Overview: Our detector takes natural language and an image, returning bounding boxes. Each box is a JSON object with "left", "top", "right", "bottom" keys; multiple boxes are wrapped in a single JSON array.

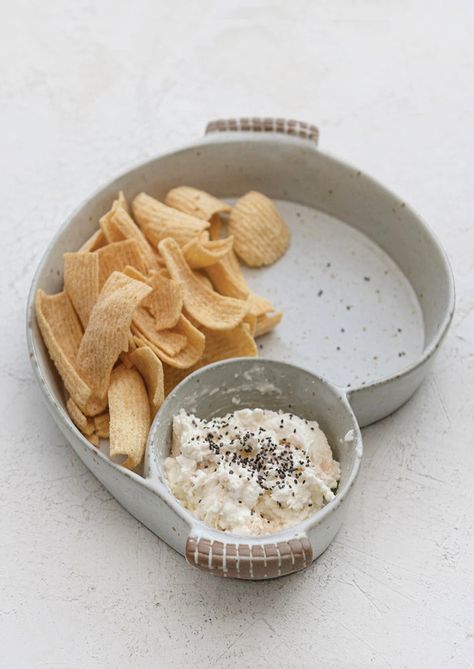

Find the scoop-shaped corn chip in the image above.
[
  {"left": 205, "top": 250, "right": 250, "bottom": 299},
  {"left": 164, "top": 323, "right": 257, "bottom": 394},
  {"left": 63, "top": 252, "right": 99, "bottom": 328},
  {"left": 132, "top": 193, "right": 209, "bottom": 246},
  {"left": 103, "top": 190, "right": 129, "bottom": 213},
  {"left": 108, "top": 365, "right": 150, "bottom": 470},
  {"left": 229, "top": 191, "right": 290, "bottom": 267},
  {"left": 165, "top": 186, "right": 231, "bottom": 220},
  {"left": 119, "top": 326, "right": 139, "bottom": 369},
  {"left": 246, "top": 293, "right": 275, "bottom": 318},
  {"left": 76, "top": 272, "right": 151, "bottom": 399},
  {"left": 200, "top": 322, "right": 257, "bottom": 364},
  {"left": 38, "top": 291, "right": 82, "bottom": 358},
  {"left": 111, "top": 206, "right": 159, "bottom": 270},
  {"left": 80, "top": 228, "right": 107, "bottom": 253},
  {"left": 117, "top": 190, "right": 129, "bottom": 212},
  {"left": 99, "top": 191, "right": 130, "bottom": 242},
  {"left": 132, "top": 308, "right": 187, "bottom": 356},
  {"left": 93, "top": 412, "right": 110, "bottom": 439},
  {"left": 35, "top": 290, "right": 106, "bottom": 416},
  {"left": 100, "top": 216, "right": 123, "bottom": 243},
  {"left": 122, "top": 265, "right": 149, "bottom": 283},
  {"left": 134, "top": 315, "right": 205, "bottom": 369},
  {"left": 66, "top": 397, "right": 95, "bottom": 436},
  {"left": 209, "top": 214, "right": 223, "bottom": 241},
  {"left": 88, "top": 433, "right": 100, "bottom": 447},
  {"left": 183, "top": 235, "right": 234, "bottom": 269},
  {"left": 255, "top": 311, "right": 283, "bottom": 337},
  {"left": 155, "top": 221, "right": 209, "bottom": 247},
  {"left": 228, "top": 247, "right": 244, "bottom": 273},
  {"left": 97, "top": 239, "right": 148, "bottom": 287},
  {"left": 159, "top": 238, "right": 248, "bottom": 330},
  {"left": 243, "top": 312, "right": 257, "bottom": 336},
  {"left": 129, "top": 346, "right": 164, "bottom": 416},
  {"left": 193, "top": 270, "right": 214, "bottom": 290},
  {"left": 246, "top": 293, "right": 282, "bottom": 336},
  {"left": 100, "top": 193, "right": 127, "bottom": 241},
  {"left": 144, "top": 274, "right": 183, "bottom": 330}
]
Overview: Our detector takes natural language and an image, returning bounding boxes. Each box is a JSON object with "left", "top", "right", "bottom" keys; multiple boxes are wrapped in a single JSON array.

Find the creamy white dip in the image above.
[{"left": 163, "top": 408, "right": 340, "bottom": 536}]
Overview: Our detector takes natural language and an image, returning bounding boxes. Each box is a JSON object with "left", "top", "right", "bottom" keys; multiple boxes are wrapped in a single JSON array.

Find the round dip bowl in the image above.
[{"left": 145, "top": 358, "right": 362, "bottom": 579}]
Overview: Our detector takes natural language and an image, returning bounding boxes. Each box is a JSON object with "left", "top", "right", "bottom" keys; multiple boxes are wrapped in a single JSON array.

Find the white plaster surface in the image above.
[{"left": 1, "top": 2, "right": 473, "bottom": 667}]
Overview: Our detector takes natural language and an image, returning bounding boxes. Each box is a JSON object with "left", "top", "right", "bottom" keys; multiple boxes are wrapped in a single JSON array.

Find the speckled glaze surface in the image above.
[{"left": 26, "top": 119, "right": 454, "bottom": 579}]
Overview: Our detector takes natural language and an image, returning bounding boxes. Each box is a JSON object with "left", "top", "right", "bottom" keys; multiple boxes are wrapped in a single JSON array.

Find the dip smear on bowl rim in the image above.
[{"left": 163, "top": 407, "right": 340, "bottom": 536}]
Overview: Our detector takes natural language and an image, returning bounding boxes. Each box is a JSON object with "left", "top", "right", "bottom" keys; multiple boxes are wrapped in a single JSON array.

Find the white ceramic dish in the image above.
[{"left": 26, "top": 117, "right": 454, "bottom": 579}]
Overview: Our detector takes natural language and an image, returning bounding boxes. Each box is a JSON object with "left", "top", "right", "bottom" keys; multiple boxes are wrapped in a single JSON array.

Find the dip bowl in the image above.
[{"left": 145, "top": 358, "right": 362, "bottom": 579}]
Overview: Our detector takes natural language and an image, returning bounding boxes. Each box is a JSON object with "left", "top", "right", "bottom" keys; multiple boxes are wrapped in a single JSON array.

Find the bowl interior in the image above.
[{"left": 146, "top": 358, "right": 361, "bottom": 498}]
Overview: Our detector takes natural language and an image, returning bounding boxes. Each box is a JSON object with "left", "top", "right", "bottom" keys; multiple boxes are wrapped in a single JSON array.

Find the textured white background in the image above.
[{"left": 1, "top": 1, "right": 473, "bottom": 667}]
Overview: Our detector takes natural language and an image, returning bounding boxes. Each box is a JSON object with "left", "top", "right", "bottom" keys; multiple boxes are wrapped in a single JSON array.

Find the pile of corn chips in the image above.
[{"left": 36, "top": 187, "right": 289, "bottom": 470}]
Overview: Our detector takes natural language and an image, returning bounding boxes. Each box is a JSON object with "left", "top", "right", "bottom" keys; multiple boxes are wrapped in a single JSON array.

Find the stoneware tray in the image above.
[{"left": 26, "top": 117, "right": 455, "bottom": 580}]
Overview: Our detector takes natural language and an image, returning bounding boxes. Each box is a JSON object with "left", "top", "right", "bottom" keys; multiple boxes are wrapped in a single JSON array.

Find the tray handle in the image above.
[
  {"left": 185, "top": 533, "right": 313, "bottom": 580},
  {"left": 205, "top": 117, "right": 319, "bottom": 146}
]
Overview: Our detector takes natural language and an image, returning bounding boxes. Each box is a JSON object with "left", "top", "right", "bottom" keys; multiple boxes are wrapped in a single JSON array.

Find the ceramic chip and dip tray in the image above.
[{"left": 26, "top": 118, "right": 454, "bottom": 580}]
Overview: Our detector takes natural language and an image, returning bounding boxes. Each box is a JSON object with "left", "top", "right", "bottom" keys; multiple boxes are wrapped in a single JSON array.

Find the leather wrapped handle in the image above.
[
  {"left": 205, "top": 117, "right": 319, "bottom": 145},
  {"left": 186, "top": 534, "right": 313, "bottom": 580}
]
